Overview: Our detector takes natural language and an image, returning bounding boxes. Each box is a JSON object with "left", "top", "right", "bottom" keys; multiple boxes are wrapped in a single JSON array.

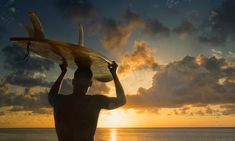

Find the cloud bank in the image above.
[
  {"left": 127, "top": 55, "right": 235, "bottom": 115},
  {"left": 0, "top": 80, "right": 51, "bottom": 115}
]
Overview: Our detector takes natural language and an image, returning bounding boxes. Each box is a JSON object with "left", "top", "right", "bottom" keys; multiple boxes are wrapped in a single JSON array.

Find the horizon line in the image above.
[{"left": 1, "top": 127, "right": 235, "bottom": 129}]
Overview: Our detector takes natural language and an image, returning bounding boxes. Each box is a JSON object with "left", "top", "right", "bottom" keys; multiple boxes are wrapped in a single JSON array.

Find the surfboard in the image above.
[{"left": 10, "top": 12, "right": 113, "bottom": 82}]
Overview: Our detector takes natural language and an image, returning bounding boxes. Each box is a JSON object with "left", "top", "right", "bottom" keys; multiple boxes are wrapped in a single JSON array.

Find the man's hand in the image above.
[
  {"left": 108, "top": 61, "right": 118, "bottom": 75},
  {"left": 59, "top": 59, "right": 67, "bottom": 73}
]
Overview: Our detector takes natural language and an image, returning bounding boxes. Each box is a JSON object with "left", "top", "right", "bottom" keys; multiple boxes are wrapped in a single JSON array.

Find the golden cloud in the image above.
[{"left": 118, "top": 40, "right": 159, "bottom": 75}]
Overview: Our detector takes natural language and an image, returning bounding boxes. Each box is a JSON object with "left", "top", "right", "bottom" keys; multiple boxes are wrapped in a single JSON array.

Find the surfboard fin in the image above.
[
  {"left": 22, "top": 42, "right": 31, "bottom": 61},
  {"left": 79, "top": 24, "right": 84, "bottom": 46},
  {"left": 27, "top": 12, "right": 45, "bottom": 39}
]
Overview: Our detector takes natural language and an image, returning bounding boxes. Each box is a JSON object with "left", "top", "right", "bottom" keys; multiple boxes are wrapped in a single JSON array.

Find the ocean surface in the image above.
[{"left": 0, "top": 128, "right": 235, "bottom": 141}]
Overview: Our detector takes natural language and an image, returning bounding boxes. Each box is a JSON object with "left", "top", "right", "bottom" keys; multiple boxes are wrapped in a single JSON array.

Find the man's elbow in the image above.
[{"left": 118, "top": 98, "right": 126, "bottom": 107}]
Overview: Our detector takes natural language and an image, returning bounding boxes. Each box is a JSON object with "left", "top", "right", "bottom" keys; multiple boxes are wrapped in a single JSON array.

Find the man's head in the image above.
[{"left": 72, "top": 67, "right": 93, "bottom": 95}]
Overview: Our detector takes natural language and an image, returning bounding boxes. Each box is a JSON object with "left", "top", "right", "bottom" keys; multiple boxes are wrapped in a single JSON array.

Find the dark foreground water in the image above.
[{"left": 0, "top": 128, "right": 235, "bottom": 141}]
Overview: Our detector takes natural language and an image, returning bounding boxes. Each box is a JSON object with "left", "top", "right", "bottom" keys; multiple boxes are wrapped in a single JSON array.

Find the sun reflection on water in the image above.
[{"left": 110, "top": 128, "right": 117, "bottom": 141}]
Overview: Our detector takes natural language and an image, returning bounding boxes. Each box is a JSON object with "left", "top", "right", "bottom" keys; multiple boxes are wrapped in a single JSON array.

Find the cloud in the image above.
[
  {"left": 172, "top": 105, "right": 228, "bottom": 116},
  {"left": 2, "top": 45, "right": 54, "bottom": 87},
  {"left": 143, "top": 19, "right": 170, "bottom": 37},
  {"left": 0, "top": 80, "right": 51, "bottom": 115},
  {"left": 1, "top": 54, "right": 235, "bottom": 116},
  {"left": 173, "top": 20, "right": 197, "bottom": 36},
  {"left": 5, "top": 71, "right": 52, "bottom": 87},
  {"left": 118, "top": 40, "right": 160, "bottom": 74},
  {"left": 102, "top": 9, "right": 144, "bottom": 49},
  {"left": 126, "top": 55, "right": 235, "bottom": 111},
  {"left": 199, "top": 0, "right": 235, "bottom": 45},
  {"left": 59, "top": 78, "right": 110, "bottom": 95},
  {"left": 55, "top": 0, "right": 103, "bottom": 33},
  {"left": 102, "top": 9, "right": 170, "bottom": 50},
  {"left": 0, "top": 77, "right": 111, "bottom": 115},
  {"left": 56, "top": 2, "right": 168, "bottom": 49},
  {"left": 221, "top": 104, "right": 235, "bottom": 115},
  {"left": 2, "top": 45, "right": 54, "bottom": 72},
  {"left": 59, "top": 78, "right": 73, "bottom": 95},
  {"left": 123, "top": 8, "right": 144, "bottom": 28},
  {"left": 211, "top": 49, "right": 223, "bottom": 59},
  {"left": 56, "top": 0, "right": 96, "bottom": 22},
  {"left": 102, "top": 18, "right": 132, "bottom": 50},
  {"left": 87, "top": 80, "right": 110, "bottom": 95},
  {"left": 198, "top": 35, "right": 226, "bottom": 45}
]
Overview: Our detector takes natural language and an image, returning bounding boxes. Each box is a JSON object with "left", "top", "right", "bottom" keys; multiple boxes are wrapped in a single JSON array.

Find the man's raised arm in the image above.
[
  {"left": 48, "top": 61, "right": 67, "bottom": 106},
  {"left": 101, "top": 61, "right": 126, "bottom": 110}
]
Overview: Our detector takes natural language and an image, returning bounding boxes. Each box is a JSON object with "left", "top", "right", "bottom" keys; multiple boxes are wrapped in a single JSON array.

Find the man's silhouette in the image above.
[{"left": 48, "top": 60, "right": 126, "bottom": 141}]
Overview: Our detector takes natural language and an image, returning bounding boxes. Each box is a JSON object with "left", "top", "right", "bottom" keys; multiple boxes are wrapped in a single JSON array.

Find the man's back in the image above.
[
  {"left": 52, "top": 94, "right": 109, "bottom": 141},
  {"left": 48, "top": 61, "right": 126, "bottom": 141}
]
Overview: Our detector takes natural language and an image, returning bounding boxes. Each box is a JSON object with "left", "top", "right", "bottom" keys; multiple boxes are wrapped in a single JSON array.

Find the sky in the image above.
[{"left": 0, "top": 0, "right": 235, "bottom": 128}]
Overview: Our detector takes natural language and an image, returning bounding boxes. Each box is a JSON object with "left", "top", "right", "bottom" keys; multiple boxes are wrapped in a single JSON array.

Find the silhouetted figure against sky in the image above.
[{"left": 48, "top": 60, "right": 126, "bottom": 141}]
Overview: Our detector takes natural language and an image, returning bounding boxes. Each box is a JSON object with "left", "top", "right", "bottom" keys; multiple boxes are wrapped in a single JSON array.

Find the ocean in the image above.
[{"left": 0, "top": 128, "right": 235, "bottom": 141}]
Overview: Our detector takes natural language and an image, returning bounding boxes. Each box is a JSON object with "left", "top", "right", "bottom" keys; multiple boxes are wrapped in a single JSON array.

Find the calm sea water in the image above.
[{"left": 0, "top": 128, "right": 235, "bottom": 141}]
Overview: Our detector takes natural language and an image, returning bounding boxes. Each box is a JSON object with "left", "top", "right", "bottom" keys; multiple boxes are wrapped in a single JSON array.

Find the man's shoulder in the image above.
[{"left": 89, "top": 94, "right": 109, "bottom": 100}]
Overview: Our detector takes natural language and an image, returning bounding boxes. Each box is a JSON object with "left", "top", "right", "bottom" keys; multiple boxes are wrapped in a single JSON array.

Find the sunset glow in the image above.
[{"left": 1, "top": 0, "right": 235, "bottom": 129}]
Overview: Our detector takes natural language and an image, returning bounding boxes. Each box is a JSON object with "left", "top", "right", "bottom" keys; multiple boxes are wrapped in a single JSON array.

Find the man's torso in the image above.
[{"left": 53, "top": 95, "right": 103, "bottom": 141}]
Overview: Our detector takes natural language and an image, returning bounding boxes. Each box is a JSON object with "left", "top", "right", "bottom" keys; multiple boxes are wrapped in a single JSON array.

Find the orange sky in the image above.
[{"left": 1, "top": 108, "right": 235, "bottom": 128}]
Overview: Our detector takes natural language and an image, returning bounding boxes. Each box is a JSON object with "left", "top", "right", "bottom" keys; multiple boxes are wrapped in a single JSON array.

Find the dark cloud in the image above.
[
  {"left": 102, "top": 9, "right": 144, "bottom": 49},
  {"left": 2, "top": 45, "right": 54, "bottom": 87},
  {"left": 118, "top": 40, "right": 160, "bottom": 74},
  {"left": 102, "top": 9, "right": 170, "bottom": 50},
  {"left": 173, "top": 20, "right": 198, "bottom": 35},
  {"left": 0, "top": 25, "right": 7, "bottom": 39},
  {"left": 5, "top": 71, "right": 52, "bottom": 87},
  {"left": 123, "top": 8, "right": 144, "bottom": 27},
  {"left": 215, "top": 0, "right": 235, "bottom": 32},
  {"left": 102, "top": 18, "right": 131, "bottom": 49},
  {"left": 0, "top": 0, "right": 17, "bottom": 26},
  {"left": 0, "top": 77, "right": 111, "bottom": 115},
  {"left": 59, "top": 78, "right": 73, "bottom": 95},
  {"left": 144, "top": 19, "right": 170, "bottom": 37},
  {"left": 2, "top": 45, "right": 54, "bottom": 72},
  {"left": 199, "top": 0, "right": 235, "bottom": 45},
  {"left": 221, "top": 104, "right": 235, "bottom": 115},
  {"left": 0, "top": 81, "right": 51, "bottom": 115},
  {"left": 87, "top": 81, "right": 110, "bottom": 95},
  {"left": 59, "top": 78, "right": 110, "bottom": 95},
  {"left": 198, "top": 34, "right": 226, "bottom": 45},
  {"left": 56, "top": 0, "right": 96, "bottom": 22},
  {"left": 102, "top": 7, "right": 170, "bottom": 49},
  {"left": 173, "top": 106, "right": 224, "bottom": 116},
  {"left": 56, "top": 2, "right": 168, "bottom": 49},
  {"left": 127, "top": 55, "right": 235, "bottom": 111},
  {"left": 55, "top": 0, "right": 103, "bottom": 34}
]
